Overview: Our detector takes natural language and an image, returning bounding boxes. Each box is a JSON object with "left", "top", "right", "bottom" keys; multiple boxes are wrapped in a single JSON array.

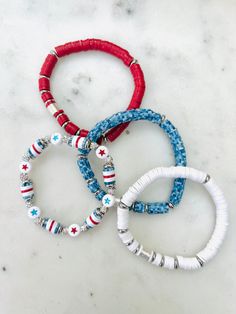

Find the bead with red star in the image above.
[
  {"left": 95, "top": 145, "right": 109, "bottom": 159},
  {"left": 19, "top": 161, "right": 32, "bottom": 174},
  {"left": 68, "top": 224, "right": 81, "bottom": 237}
]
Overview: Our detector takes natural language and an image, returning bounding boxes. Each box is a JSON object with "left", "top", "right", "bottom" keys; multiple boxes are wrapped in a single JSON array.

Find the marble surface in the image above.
[{"left": 0, "top": 0, "right": 236, "bottom": 313}]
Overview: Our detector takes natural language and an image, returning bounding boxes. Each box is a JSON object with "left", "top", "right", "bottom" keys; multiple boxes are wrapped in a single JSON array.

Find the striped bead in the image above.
[
  {"left": 103, "top": 165, "right": 116, "bottom": 187},
  {"left": 41, "top": 218, "right": 63, "bottom": 234},
  {"left": 85, "top": 209, "right": 102, "bottom": 228},
  {"left": 20, "top": 180, "right": 34, "bottom": 202},
  {"left": 28, "top": 139, "right": 46, "bottom": 159},
  {"left": 68, "top": 136, "right": 86, "bottom": 149}
]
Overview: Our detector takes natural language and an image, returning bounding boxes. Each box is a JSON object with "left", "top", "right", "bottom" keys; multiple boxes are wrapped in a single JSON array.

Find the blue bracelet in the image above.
[{"left": 77, "top": 109, "right": 187, "bottom": 214}]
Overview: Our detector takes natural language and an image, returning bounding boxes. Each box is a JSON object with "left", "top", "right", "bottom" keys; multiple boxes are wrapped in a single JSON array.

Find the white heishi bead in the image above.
[
  {"left": 19, "top": 161, "right": 31, "bottom": 174},
  {"left": 68, "top": 224, "right": 81, "bottom": 237},
  {"left": 102, "top": 194, "right": 115, "bottom": 207},
  {"left": 71, "top": 136, "right": 86, "bottom": 149},
  {"left": 28, "top": 206, "right": 41, "bottom": 219},
  {"left": 96, "top": 145, "right": 109, "bottom": 159},
  {"left": 51, "top": 133, "right": 63, "bottom": 145}
]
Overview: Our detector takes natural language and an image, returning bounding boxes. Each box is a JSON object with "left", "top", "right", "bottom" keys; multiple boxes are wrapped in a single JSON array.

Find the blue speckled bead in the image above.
[{"left": 78, "top": 108, "right": 187, "bottom": 214}]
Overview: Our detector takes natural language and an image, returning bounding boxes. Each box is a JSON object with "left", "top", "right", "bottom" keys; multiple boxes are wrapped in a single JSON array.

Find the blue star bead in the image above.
[
  {"left": 31, "top": 209, "right": 38, "bottom": 216},
  {"left": 104, "top": 198, "right": 111, "bottom": 205},
  {"left": 28, "top": 206, "right": 41, "bottom": 219},
  {"left": 53, "top": 135, "right": 59, "bottom": 141}
]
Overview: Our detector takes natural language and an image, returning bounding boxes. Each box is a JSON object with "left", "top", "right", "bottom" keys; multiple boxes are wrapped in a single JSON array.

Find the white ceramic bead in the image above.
[
  {"left": 68, "top": 224, "right": 81, "bottom": 237},
  {"left": 102, "top": 194, "right": 115, "bottom": 207},
  {"left": 71, "top": 136, "right": 86, "bottom": 149},
  {"left": 28, "top": 206, "right": 41, "bottom": 219},
  {"left": 19, "top": 161, "right": 31, "bottom": 174},
  {"left": 96, "top": 145, "right": 109, "bottom": 159},
  {"left": 51, "top": 133, "right": 63, "bottom": 145}
]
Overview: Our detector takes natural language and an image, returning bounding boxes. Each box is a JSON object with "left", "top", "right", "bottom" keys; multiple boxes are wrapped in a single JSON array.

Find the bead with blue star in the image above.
[
  {"left": 102, "top": 194, "right": 115, "bottom": 208},
  {"left": 28, "top": 206, "right": 41, "bottom": 219},
  {"left": 51, "top": 133, "right": 63, "bottom": 145}
]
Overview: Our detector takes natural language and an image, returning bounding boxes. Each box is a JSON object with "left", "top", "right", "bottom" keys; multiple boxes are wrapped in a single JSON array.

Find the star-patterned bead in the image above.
[
  {"left": 102, "top": 194, "right": 116, "bottom": 208},
  {"left": 68, "top": 224, "right": 81, "bottom": 237},
  {"left": 95, "top": 145, "right": 109, "bottom": 159},
  {"left": 19, "top": 161, "right": 32, "bottom": 174},
  {"left": 51, "top": 133, "right": 63, "bottom": 145},
  {"left": 28, "top": 206, "right": 41, "bottom": 219}
]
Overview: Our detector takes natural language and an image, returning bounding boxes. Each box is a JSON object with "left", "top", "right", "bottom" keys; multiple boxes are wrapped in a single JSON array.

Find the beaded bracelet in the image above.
[
  {"left": 19, "top": 133, "right": 117, "bottom": 237},
  {"left": 39, "top": 38, "right": 145, "bottom": 142},
  {"left": 117, "top": 166, "right": 228, "bottom": 270},
  {"left": 78, "top": 108, "right": 187, "bottom": 214}
]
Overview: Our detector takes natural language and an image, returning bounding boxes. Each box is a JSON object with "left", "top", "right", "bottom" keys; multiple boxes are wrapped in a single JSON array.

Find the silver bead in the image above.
[
  {"left": 126, "top": 238, "right": 134, "bottom": 246},
  {"left": 174, "top": 257, "right": 179, "bottom": 269},
  {"left": 159, "top": 255, "right": 165, "bottom": 267},
  {"left": 203, "top": 174, "right": 211, "bottom": 184},
  {"left": 149, "top": 251, "right": 156, "bottom": 263},
  {"left": 118, "top": 229, "right": 128, "bottom": 234},
  {"left": 196, "top": 255, "right": 204, "bottom": 267},
  {"left": 140, "top": 249, "right": 151, "bottom": 260},
  {"left": 168, "top": 202, "right": 174, "bottom": 209},
  {"left": 130, "top": 58, "right": 138, "bottom": 66},
  {"left": 50, "top": 49, "right": 59, "bottom": 59},
  {"left": 119, "top": 201, "right": 129, "bottom": 209}
]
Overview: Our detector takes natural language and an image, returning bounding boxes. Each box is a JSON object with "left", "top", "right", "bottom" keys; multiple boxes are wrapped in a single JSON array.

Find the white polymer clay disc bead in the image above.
[{"left": 117, "top": 166, "right": 228, "bottom": 271}]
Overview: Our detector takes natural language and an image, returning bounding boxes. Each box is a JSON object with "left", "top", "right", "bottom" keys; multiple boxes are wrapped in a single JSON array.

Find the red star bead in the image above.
[
  {"left": 71, "top": 227, "right": 77, "bottom": 234},
  {"left": 22, "top": 164, "right": 29, "bottom": 171},
  {"left": 99, "top": 149, "right": 105, "bottom": 156}
]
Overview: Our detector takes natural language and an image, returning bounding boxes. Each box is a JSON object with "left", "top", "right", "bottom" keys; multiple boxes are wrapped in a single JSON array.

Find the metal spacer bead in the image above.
[
  {"left": 62, "top": 121, "right": 70, "bottom": 129},
  {"left": 203, "top": 174, "right": 211, "bottom": 184},
  {"left": 126, "top": 238, "right": 134, "bottom": 247},
  {"left": 118, "top": 229, "right": 128, "bottom": 234},
  {"left": 130, "top": 58, "right": 138, "bottom": 66},
  {"left": 140, "top": 249, "right": 151, "bottom": 260},
  {"left": 40, "top": 89, "right": 50, "bottom": 95},
  {"left": 45, "top": 98, "right": 55, "bottom": 106},
  {"left": 39, "top": 75, "right": 49, "bottom": 79},
  {"left": 133, "top": 244, "right": 142, "bottom": 255},
  {"left": 86, "top": 178, "right": 94, "bottom": 184},
  {"left": 90, "top": 142, "right": 99, "bottom": 150},
  {"left": 119, "top": 201, "right": 129, "bottom": 209},
  {"left": 196, "top": 255, "right": 204, "bottom": 267},
  {"left": 149, "top": 251, "right": 156, "bottom": 263},
  {"left": 160, "top": 114, "right": 166, "bottom": 125},
  {"left": 159, "top": 255, "right": 165, "bottom": 267},
  {"left": 78, "top": 154, "right": 87, "bottom": 159},
  {"left": 50, "top": 49, "right": 59, "bottom": 59},
  {"left": 144, "top": 203, "right": 149, "bottom": 212},
  {"left": 174, "top": 257, "right": 179, "bottom": 269},
  {"left": 168, "top": 202, "right": 174, "bottom": 209}
]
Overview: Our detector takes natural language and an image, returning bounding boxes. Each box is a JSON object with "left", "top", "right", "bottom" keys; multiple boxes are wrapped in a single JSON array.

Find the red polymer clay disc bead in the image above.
[{"left": 38, "top": 38, "right": 145, "bottom": 142}]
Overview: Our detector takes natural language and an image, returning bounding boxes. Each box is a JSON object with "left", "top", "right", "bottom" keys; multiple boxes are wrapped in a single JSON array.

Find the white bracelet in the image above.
[{"left": 117, "top": 166, "right": 228, "bottom": 270}]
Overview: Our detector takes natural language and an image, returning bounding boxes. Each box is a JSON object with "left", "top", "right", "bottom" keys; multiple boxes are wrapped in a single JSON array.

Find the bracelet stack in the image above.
[{"left": 18, "top": 38, "right": 228, "bottom": 271}]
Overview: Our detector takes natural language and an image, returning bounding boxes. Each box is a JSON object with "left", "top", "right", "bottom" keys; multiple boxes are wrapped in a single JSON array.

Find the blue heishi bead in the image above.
[
  {"left": 147, "top": 203, "right": 169, "bottom": 214},
  {"left": 77, "top": 158, "right": 95, "bottom": 180},
  {"left": 132, "top": 202, "right": 145, "bottom": 213},
  {"left": 87, "top": 179, "right": 100, "bottom": 193},
  {"left": 95, "top": 190, "right": 106, "bottom": 201}
]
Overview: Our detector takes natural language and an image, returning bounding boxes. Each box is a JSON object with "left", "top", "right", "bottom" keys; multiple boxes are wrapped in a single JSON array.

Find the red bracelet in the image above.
[{"left": 39, "top": 39, "right": 145, "bottom": 142}]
